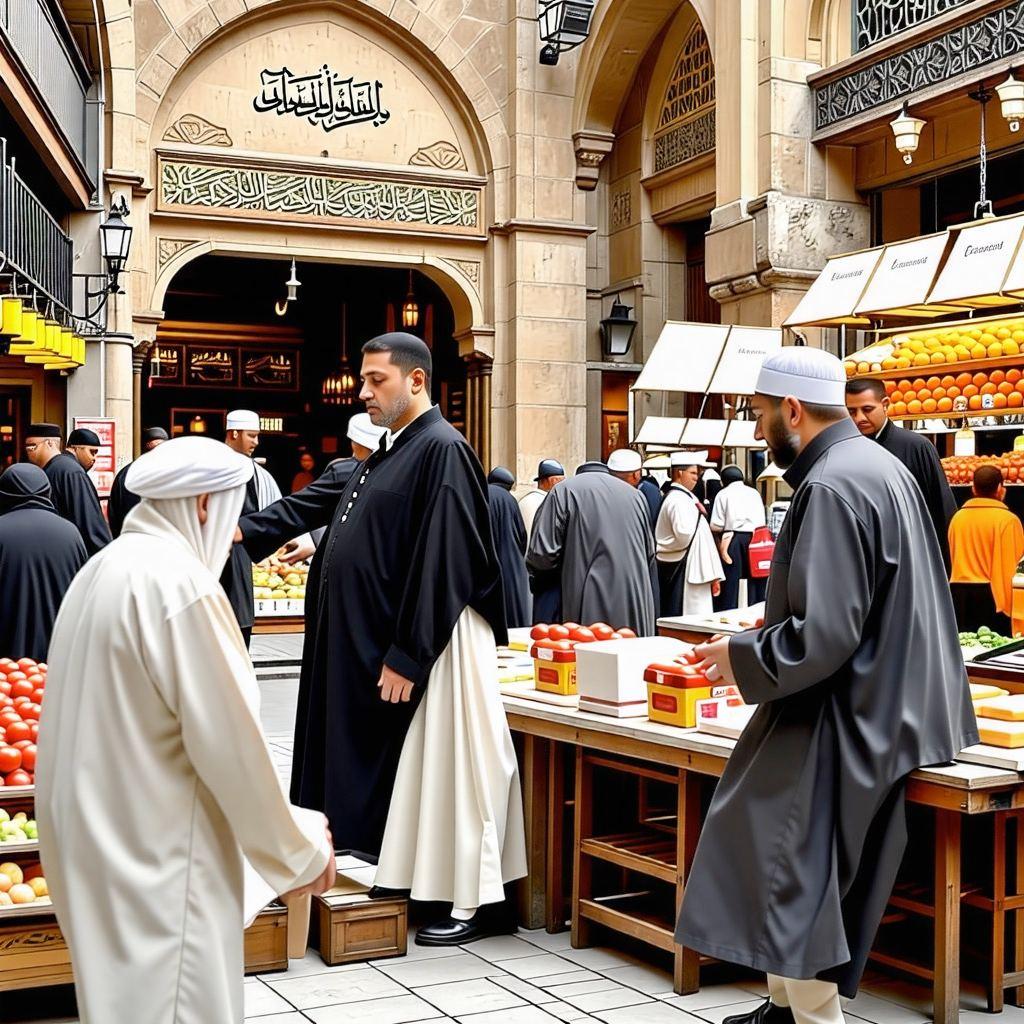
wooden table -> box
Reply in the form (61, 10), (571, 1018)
(505, 693), (1024, 1024)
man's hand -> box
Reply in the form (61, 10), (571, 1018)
(233, 525), (243, 543)
(280, 539), (316, 565)
(378, 664), (415, 703)
(711, 579), (722, 597)
(695, 634), (736, 686)
(283, 821), (336, 899)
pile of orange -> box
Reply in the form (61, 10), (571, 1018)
(942, 451), (1024, 486)
(887, 368), (1024, 417)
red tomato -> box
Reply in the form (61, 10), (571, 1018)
(591, 625), (614, 641)
(0, 680), (10, 696)
(10, 681), (33, 701)
(0, 746), (21, 774)
(4, 769), (31, 787)
(12, 697), (29, 709)
(5, 672), (25, 684)
(25, 674), (43, 687)
(548, 625), (570, 641)
(530, 624), (550, 641)
(0, 694), (10, 707)
(18, 745), (35, 772)
(608, 632), (623, 641)
(569, 626), (595, 642)
(19, 704), (39, 722)
(36, 664), (46, 673)
(5, 722), (30, 744)
(563, 622), (581, 630)
(532, 638), (556, 650)
(28, 724), (38, 742)
(11, 740), (31, 750)
(552, 640), (575, 652)
(15, 659), (36, 671)
(0, 710), (20, 726)
(31, 690), (43, 705)
(617, 628), (637, 639)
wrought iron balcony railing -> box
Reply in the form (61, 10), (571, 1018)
(0, 0), (95, 180)
(0, 138), (73, 313)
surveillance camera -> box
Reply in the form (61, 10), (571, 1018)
(539, 44), (560, 66)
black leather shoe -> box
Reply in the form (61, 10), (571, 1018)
(415, 904), (517, 946)
(367, 885), (410, 901)
(722, 1001), (795, 1024)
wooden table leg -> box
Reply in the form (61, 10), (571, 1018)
(283, 893), (311, 959)
(516, 734), (550, 931)
(1014, 815), (1024, 1007)
(546, 740), (568, 933)
(934, 808), (962, 1024)
(674, 769), (702, 995)
(572, 747), (594, 950)
(991, 812), (1007, 1013)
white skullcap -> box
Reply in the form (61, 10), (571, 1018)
(671, 450), (707, 468)
(607, 448), (642, 472)
(126, 436), (255, 499)
(347, 412), (386, 450)
(226, 409), (260, 430)
(755, 346), (846, 406)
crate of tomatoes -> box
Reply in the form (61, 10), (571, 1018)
(528, 622), (637, 696)
(0, 658), (44, 790)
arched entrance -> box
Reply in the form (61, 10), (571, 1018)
(141, 254), (468, 488)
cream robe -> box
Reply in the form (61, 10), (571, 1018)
(36, 502), (331, 1024)
(375, 608), (528, 910)
(684, 514), (725, 617)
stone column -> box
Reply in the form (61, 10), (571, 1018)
(464, 354), (493, 469)
(130, 312), (163, 460)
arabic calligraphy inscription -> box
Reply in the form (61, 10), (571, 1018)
(254, 66), (391, 132)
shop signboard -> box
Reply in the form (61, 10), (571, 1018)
(708, 326), (781, 395)
(74, 417), (116, 500)
(854, 232), (958, 319)
(926, 214), (1024, 308)
(633, 322), (729, 393)
(783, 247), (882, 327)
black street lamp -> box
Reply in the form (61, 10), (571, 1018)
(99, 195), (132, 294)
(600, 296), (638, 358)
(538, 0), (595, 66)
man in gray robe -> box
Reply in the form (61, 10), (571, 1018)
(527, 466), (657, 635)
(678, 347), (977, 1024)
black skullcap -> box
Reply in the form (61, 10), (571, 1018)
(141, 426), (170, 444)
(487, 466), (515, 490)
(26, 423), (61, 438)
(0, 464), (53, 514)
(535, 459), (565, 482)
(67, 428), (101, 447)
(721, 465), (745, 486)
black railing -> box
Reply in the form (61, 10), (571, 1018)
(0, 0), (94, 177)
(853, 0), (976, 52)
(0, 138), (73, 312)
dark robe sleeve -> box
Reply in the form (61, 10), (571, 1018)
(730, 484), (872, 704)
(914, 437), (957, 573)
(240, 462), (355, 564)
(383, 443), (502, 687)
(107, 465), (139, 539)
(51, 460), (111, 556)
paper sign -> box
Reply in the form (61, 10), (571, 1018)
(74, 417), (116, 499)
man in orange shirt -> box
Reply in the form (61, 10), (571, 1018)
(949, 464), (1024, 635)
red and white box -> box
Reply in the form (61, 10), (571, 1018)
(576, 637), (688, 718)
(695, 686), (756, 739)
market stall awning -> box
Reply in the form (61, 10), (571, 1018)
(853, 232), (959, 319)
(723, 419), (766, 449)
(680, 418), (729, 448)
(783, 247), (883, 327)
(926, 214), (1024, 308)
(707, 327), (782, 394)
(633, 416), (687, 445)
(632, 322), (729, 393)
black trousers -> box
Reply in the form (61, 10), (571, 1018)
(715, 531), (768, 611)
(658, 557), (687, 618)
(950, 582), (1011, 636)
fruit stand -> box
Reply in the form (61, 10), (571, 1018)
(252, 550), (309, 635)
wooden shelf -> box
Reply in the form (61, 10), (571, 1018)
(577, 892), (676, 953)
(580, 830), (677, 884)
(890, 406), (1024, 422)
(854, 353), (1024, 382)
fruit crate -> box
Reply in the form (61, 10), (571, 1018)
(244, 903), (289, 975)
(313, 891), (407, 966)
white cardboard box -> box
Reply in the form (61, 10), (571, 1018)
(576, 637), (689, 717)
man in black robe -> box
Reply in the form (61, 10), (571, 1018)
(0, 464), (86, 660)
(486, 467), (531, 627)
(65, 428), (101, 472)
(679, 349), (977, 1024)
(107, 427), (169, 538)
(847, 378), (957, 572)
(25, 423), (110, 557)
(240, 334), (515, 944)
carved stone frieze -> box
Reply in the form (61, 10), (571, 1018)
(163, 114), (233, 147)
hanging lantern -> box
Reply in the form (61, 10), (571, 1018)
(401, 270), (420, 329)
(189, 415), (207, 434)
(890, 102), (925, 165)
(600, 296), (638, 357)
(997, 73), (1024, 132)
(538, 0), (595, 65)
(9, 310), (40, 354)
(322, 303), (359, 405)
(0, 297), (22, 348)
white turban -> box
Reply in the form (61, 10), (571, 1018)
(347, 412), (386, 451)
(607, 448), (642, 472)
(755, 346), (846, 406)
(226, 409), (260, 431)
(125, 437), (255, 574)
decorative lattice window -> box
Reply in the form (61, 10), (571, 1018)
(658, 24), (715, 133)
(653, 22), (715, 173)
(853, 0), (974, 53)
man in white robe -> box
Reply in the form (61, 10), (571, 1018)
(656, 452), (724, 617)
(36, 436), (336, 1024)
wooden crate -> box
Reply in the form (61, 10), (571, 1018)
(244, 904), (288, 975)
(0, 916), (72, 992)
(314, 893), (407, 965)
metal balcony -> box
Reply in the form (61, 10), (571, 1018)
(0, 0), (95, 182)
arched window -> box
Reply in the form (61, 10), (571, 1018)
(654, 23), (715, 174)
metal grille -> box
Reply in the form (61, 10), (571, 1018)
(0, 0), (91, 169)
(658, 23), (715, 131)
(0, 138), (73, 311)
(853, 0), (975, 52)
